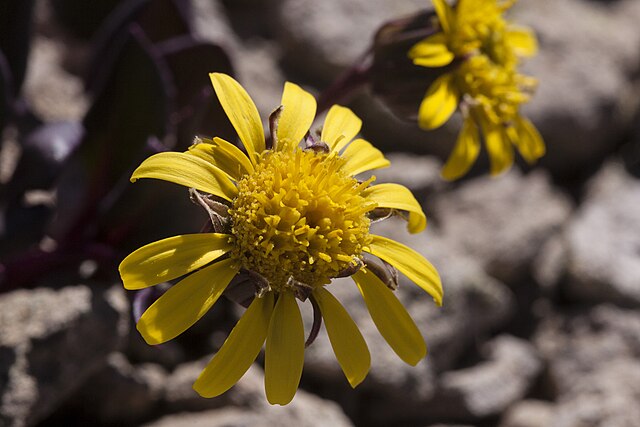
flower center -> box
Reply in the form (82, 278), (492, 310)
(455, 55), (535, 124)
(229, 149), (376, 292)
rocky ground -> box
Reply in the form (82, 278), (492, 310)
(1, 0), (640, 426)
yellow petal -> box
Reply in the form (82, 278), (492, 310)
(365, 235), (443, 306)
(482, 119), (514, 176)
(265, 291), (305, 405)
(321, 105), (362, 153)
(409, 33), (454, 67)
(137, 258), (239, 345)
(194, 292), (275, 398)
(188, 137), (254, 181)
(364, 183), (426, 234)
(131, 151), (238, 201)
(210, 73), (265, 163)
(340, 138), (390, 176)
(432, 0), (454, 33)
(119, 233), (233, 290)
(277, 82), (317, 152)
(312, 287), (370, 388)
(353, 269), (426, 366)
(441, 117), (481, 181)
(512, 117), (545, 163)
(418, 74), (459, 130)
(506, 27), (538, 57)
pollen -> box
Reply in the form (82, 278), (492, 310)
(229, 149), (376, 291)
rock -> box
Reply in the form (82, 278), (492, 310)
(273, 0), (426, 82)
(147, 364), (354, 427)
(564, 161), (640, 306)
(500, 400), (554, 427)
(363, 152), (444, 194)
(22, 35), (89, 122)
(551, 360), (640, 427)
(531, 234), (568, 295)
(502, 350), (640, 427)
(432, 169), (572, 284)
(50, 353), (166, 425)
(427, 335), (542, 421)
(162, 357), (226, 413)
(534, 304), (640, 397)
(0, 283), (129, 426)
(191, 0), (286, 120)
(512, 0), (640, 178)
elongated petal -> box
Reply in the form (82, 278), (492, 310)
(512, 117), (545, 163)
(265, 291), (305, 405)
(277, 82), (317, 151)
(432, 0), (454, 33)
(119, 233), (233, 290)
(482, 119), (514, 176)
(194, 292), (274, 397)
(188, 137), (254, 181)
(409, 33), (454, 67)
(131, 152), (238, 201)
(418, 74), (459, 130)
(340, 138), (390, 176)
(353, 269), (426, 366)
(506, 27), (538, 57)
(137, 258), (239, 345)
(365, 235), (443, 306)
(210, 73), (265, 163)
(441, 117), (481, 180)
(364, 183), (426, 233)
(321, 105), (362, 153)
(313, 287), (370, 388)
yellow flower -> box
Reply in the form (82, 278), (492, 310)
(408, 0), (544, 179)
(119, 73), (443, 405)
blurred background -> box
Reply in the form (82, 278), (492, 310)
(1, 0), (640, 426)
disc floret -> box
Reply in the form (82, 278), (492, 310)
(230, 149), (376, 291)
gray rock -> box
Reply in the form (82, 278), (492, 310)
(534, 304), (640, 398)
(148, 364), (354, 427)
(501, 359), (640, 427)
(512, 0), (640, 177)
(531, 234), (568, 295)
(432, 169), (572, 284)
(564, 161), (640, 306)
(192, 0), (287, 121)
(551, 360), (640, 427)
(164, 357), (291, 413)
(273, 0), (426, 81)
(0, 284), (129, 427)
(500, 400), (554, 427)
(362, 152), (445, 194)
(59, 353), (166, 425)
(427, 336), (542, 421)
(163, 357), (227, 413)
(22, 35), (89, 122)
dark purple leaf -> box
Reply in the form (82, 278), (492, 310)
(8, 121), (84, 195)
(52, 26), (174, 244)
(0, 49), (9, 131)
(159, 36), (235, 148)
(0, 0), (35, 92)
(51, 0), (125, 39)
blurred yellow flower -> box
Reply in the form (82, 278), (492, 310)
(119, 73), (443, 405)
(409, 0), (544, 179)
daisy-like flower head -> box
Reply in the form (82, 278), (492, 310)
(119, 73), (443, 405)
(408, 0), (544, 180)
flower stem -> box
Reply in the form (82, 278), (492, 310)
(316, 48), (373, 115)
